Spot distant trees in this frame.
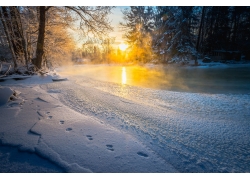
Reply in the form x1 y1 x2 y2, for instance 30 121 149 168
101 37 115 63
200 6 250 56
79 37 116 63
80 40 101 62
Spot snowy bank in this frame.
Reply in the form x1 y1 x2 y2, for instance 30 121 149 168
0 75 176 173
0 87 14 106
1 65 250 173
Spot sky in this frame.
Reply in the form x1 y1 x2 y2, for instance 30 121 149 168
108 7 128 46
71 6 128 49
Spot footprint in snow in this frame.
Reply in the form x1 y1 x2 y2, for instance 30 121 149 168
66 128 72 132
137 152 148 157
59 120 64 125
37 111 44 117
106 144 114 151
8 102 19 107
36 97 48 103
47 116 53 119
86 135 93 140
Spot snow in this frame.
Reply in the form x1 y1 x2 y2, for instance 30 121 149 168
0 64 250 173
0 74 176 173
0 145 63 173
0 87 13 106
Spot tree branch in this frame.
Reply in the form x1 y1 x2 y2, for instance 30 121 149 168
45 6 52 12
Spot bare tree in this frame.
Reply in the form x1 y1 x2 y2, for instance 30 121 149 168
33 6 114 69
9 6 29 67
0 7 17 69
33 6 47 69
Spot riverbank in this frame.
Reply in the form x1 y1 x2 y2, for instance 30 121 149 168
1 65 250 173
0 75 177 173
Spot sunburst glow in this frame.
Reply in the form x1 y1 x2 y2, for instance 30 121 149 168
119 43 128 51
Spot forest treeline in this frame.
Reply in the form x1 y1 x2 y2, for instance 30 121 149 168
0 6 250 73
81 6 250 65
120 6 250 64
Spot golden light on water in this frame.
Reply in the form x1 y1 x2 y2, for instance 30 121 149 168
59 65 188 91
119 43 128 51
122 67 127 84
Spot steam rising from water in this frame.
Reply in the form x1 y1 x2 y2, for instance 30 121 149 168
56 64 250 94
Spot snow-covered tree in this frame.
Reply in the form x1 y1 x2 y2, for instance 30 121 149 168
120 6 155 63
154 6 199 63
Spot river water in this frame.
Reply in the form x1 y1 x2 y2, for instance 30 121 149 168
58 64 250 94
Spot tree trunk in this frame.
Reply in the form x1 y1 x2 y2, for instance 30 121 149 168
231 7 241 50
26 31 31 63
9 6 24 61
34 6 46 69
0 7 18 69
0 27 6 45
195 7 206 65
13 7 29 68
196 7 205 52
26 9 32 63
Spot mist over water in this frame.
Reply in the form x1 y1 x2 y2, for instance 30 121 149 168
57 64 250 94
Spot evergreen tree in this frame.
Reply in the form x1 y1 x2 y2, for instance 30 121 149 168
120 6 155 63
154 6 199 63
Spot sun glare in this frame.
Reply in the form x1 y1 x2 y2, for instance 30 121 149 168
119 43 128 51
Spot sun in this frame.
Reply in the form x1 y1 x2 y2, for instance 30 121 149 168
119 43 128 51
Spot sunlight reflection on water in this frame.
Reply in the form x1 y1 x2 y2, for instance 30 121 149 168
122 67 127 85
57 64 250 94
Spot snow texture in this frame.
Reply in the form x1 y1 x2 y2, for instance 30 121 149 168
0 75 176 173
0 65 250 173
0 87 13 106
